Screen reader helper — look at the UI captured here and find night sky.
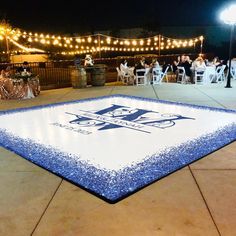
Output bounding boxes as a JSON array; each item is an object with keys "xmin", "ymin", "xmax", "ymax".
[{"xmin": 0, "ymin": 0, "xmax": 231, "ymax": 33}]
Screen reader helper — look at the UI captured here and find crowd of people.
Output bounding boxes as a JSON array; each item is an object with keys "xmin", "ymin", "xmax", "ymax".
[
  {"xmin": 172, "ymin": 54, "xmax": 225, "ymax": 83},
  {"xmin": 118, "ymin": 54, "xmax": 226, "ymax": 85}
]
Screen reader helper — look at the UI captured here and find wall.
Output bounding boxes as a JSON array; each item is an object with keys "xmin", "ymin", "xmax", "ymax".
[{"xmin": 10, "ymin": 54, "xmax": 49, "ymax": 63}]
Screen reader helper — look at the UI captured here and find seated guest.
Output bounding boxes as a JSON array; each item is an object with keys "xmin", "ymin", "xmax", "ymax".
[
  {"xmin": 150, "ymin": 58, "xmax": 159, "ymax": 68},
  {"xmin": 172, "ymin": 60, "xmax": 178, "ymax": 73},
  {"xmin": 149, "ymin": 59, "xmax": 160, "ymax": 75},
  {"xmin": 120, "ymin": 59, "xmax": 128, "ymax": 69},
  {"xmin": 180, "ymin": 55, "xmax": 192, "ymax": 83},
  {"xmin": 134, "ymin": 57, "xmax": 147, "ymax": 74},
  {"xmin": 162, "ymin": 61, "xmax": 171, "ymax": 73},
  {"xmin": 0, "ymin": 69, "xmax": 6, "ymax": 78},
  {"xmin": 17, "ymin": 61, "xmax": 32, "ymax": 73},
  {"xmin": 120, "ymin": 59, "xmax": 129, "ymax": 74},
  {"xmin": 212, "ymin": 56, "xmax": 222, "ymax": 68},
  {"xmin": 192, "ymin": 56, "xmax": 206, "ymax": 70}
]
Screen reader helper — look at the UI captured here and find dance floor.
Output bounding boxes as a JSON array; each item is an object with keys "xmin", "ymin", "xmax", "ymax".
[{"xmin": 0, "ymin": 94, "xmax": 236, "ymax": 203}]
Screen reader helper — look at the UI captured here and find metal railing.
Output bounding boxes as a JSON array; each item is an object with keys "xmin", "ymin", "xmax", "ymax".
[{"xmin": 0, "ymin": 53, "xmax": 214, "ymax": 89}]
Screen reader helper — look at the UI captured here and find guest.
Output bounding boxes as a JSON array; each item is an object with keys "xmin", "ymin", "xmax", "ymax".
[
  {"xmin": 172, "ymin": 60, "xmax": 179, "ymax": 73},
  {"xmin": 148, "ymin": 58, "xmax": 160, "ymax": 74},
  {"xmin": 0, "ymin": 66, "xmax": 13, "ymax": 78},
  {"xmin": 150, "ymin": 58, "xmax": 159, "ymax": 68},
  {"xmin": 192, "ymin": 56, "xmax": 206, "ymax": 70},
  {"xmin": 134, "ymin": 57, "xmax": 147, "ymax": 74},
  {"xmin": 212, "ymin": 57, "xmax": 222, "ymax": 68},
  {"xmin": 120, "ymin": 59, "xmax": 128, "ymax": 68},
  {"xmin": 162, "ymin": 61, "xmax": 170, "ymax": 73},
  {"xmin": 17, "ymin": 61, "xmax": 31, "ymax": 73},
  {"xmin": 74, "ymin": 55, "xmax": 81, "ymax": 68},
  {"xmin": 0, "ymin": 69, "xmax": 6, "ymax": 78},
  {"xmin": 120, "ymin": 59, "xmax": 128, "ymax": 73},
  {"xmin": 179, "ymin": 55, "xmax": 192, "ymax": 83},
  {"xmin": 84, "ymin": 54, "xmax": 94, "ymax": 67}
]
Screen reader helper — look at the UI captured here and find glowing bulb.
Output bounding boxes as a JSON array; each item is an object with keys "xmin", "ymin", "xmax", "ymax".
[
  {"xmin": 40, "ymin": 39, "xmax": 46, "ymax": 44},
  {"xmin": 132, "ymin": 40, "xmax": 137, "ymax": 46},
  {"xmin": 125, "ymin": 40, "xmax": 130, "ymax": 45}
]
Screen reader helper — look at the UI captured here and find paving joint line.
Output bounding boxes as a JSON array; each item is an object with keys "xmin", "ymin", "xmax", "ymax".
[
  {"xmin": 188, "ymin": 166, "xmax": 222, "ymax": 236},
  {"xmin": 108, "ymin": 86, "xmax": 115, "ymax": 95},
  {"xmin": 30, "ymin": 179, "xmax": 63, "ymax": 236},
  {"xmin": 151, "ymin": 85, "xmax": 159, "ymax": 99},
  {"xmin": 193, "ymin": 86, "xmax": 228, "ymax": 109}
]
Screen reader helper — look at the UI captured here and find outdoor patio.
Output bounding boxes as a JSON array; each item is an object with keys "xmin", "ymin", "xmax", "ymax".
[{"xmin": 1, "ymin": 82, "xmax": 236, "ymax": 236}]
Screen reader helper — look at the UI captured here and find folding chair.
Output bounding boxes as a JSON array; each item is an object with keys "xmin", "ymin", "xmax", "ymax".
[
  {"xmin": 116, "ymin": 67, "xmax": 124, "ymax": 83},
  {"xmin": 135, "ymin": 69, "xmax": 148, "ymax": 85},
  {"xmin": 177, "ymin": 66, "xmax": 186, "ymax": 83},
  {"xmin": 194, "ymin": 68, "xmax": 205, "ymax": 84},
  {"xmin": 160, "ymin": 66, "xmax": 170, "ymax": 83},
  {"xmin": 213, "ymin": 65, "xmax": 226, "ymax": 83},
  {"xmin": 152, "ymin": 67, "xmax": 162, "ymax": 84}
]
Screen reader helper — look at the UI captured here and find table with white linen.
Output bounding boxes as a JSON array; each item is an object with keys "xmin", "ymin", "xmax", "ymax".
[{"xmin": 203, "ymin": 66, "xmax": 216, "ymax": 83}]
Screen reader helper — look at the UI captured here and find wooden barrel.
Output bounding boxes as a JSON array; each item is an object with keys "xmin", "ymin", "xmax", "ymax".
[
  {"xmin": 70, "ymin": 67, "xmax": 87, "ymax": 88},
  {"xmin": 90, "ymin": 64, "xmax": 106, "ymax": 86}
]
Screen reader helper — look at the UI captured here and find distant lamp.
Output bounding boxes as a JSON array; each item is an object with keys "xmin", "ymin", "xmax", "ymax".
[{"xmin": 220, "ymin": 4, "xmax": 236, "ymax": 88}]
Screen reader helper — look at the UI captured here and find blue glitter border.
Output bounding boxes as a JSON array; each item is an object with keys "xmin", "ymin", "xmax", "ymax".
[
  {"xmin": 1, "ymin": 94, "xmax": 236, "ymax": 203},
  {"xmin": 1, "ymin": 94, "xmax": 236, "ymax": 115}
]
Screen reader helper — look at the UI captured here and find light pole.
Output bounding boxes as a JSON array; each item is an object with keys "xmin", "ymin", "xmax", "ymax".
[
  {"xmin": 220, "ymin": 4, "xmax": 236, "ymax": 88},
  {"xmin": 199, "ymin": 35, "xmax": 204, "ymax": 55}
]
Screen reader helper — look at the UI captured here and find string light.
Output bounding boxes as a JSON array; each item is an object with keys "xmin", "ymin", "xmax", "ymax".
[{"xmin": 0, "ymin": 23, "xmax": 204, "ymax": 55}]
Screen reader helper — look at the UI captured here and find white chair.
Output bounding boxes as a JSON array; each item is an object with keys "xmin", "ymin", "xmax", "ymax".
[
  {"xmin": 194, "ymin": 68, "xmax": 205, "ymax": 84},
  {"xmin": 177, "ymin": 66, "xmax": 186, "ymax": 83},
  {"xmin": 116, "ymin": 67, "xmax": 134, "ymax": 84},
  {"xmin": 152, "ymin": 66, "xmax": 169, "ymax": 84},
  {"xmin": 231, "ymin": 66, "xmax": 236, "ymax": 80},
  {"xmin": 135, "ymin": 69, "xmax": 148, "ymax": 85},
  {"xmin": 116, "ymin": 67, "xmax": 124, "ymax": 83},
  {"xmin": 160, "ymin": 65, "xmax": 170, "ymax": 83},
  {"xmin": 213, "ymin": 65, "xmax": 226, "ymax": 83},
  {"xmin": 227, "ymin": 60, "xmax": 236, "ymax": 80},
  {"xmin": 152, "ymin": 67, "xmax": 162, "ymax": 84}
]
